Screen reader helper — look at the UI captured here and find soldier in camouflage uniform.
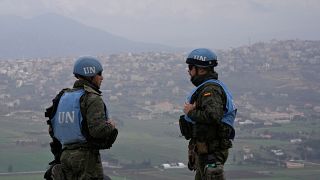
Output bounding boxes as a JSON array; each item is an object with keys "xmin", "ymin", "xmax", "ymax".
[
  {"xmin": 45, "ymin": 56, "xmax": 118, "ymax": 180},
  {"xmin": 179, "ymin": 48, "xmax": 236, "ymax": 180}
]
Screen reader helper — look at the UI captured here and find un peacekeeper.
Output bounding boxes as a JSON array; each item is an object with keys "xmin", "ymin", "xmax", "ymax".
[
  {"xmin": 44, "ymin": 56, "xmax": 118, "ymax": 180},
  {"xmin": 179, "ymin": 48, "xmax": 237, "ymax": 180}
]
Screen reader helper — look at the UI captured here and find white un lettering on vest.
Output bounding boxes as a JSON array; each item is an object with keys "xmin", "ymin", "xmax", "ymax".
[
  {"xmin": 83, "ymin": 66, "xmax": 96, "ymax": 74},
  {"xmin": 193, "ymin": 55, "xmax": 207, "ymax": 61},
  {"xmin": 58, "ymin": 111, "xmax": 75, "ymax": 124}
]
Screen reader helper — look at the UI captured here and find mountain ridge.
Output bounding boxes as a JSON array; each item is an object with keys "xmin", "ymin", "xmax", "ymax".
[{"xmin": 0, "ymin": 13, "xmax": 178, "ymax": 59}]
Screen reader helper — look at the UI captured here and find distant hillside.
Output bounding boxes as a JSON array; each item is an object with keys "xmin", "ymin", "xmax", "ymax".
[
  {"xmin": 0, "ymin": 13, "xmax": 175, "ymax": 59},
  {"xmin": 1, "ymin": 40, "xmax": 320, "ymax": 178},
  {"xmin": 216, "ymin": 39, "xmax": 320, "ymax": 108}
]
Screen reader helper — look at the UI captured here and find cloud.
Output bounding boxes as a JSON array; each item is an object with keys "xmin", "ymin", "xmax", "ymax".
[{"xmin": 0, "ymin": 0, "xmax": 319, "ymax": 48}]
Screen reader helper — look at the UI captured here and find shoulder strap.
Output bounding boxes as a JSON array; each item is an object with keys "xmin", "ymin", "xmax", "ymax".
[
  {"xmin": 79, "ymin": 90, "xmax": 92, "ymax": 141},
  {"xmin": 45, "ymin": 88, "xmax": 70, "ymax": 156},
  {"xmin": 190, "ymin": 80, "xmax": 223, "ymax": 104},
  {"xmin": 45, "ymin": 88, "xmax": 70, "ymax": 125}
]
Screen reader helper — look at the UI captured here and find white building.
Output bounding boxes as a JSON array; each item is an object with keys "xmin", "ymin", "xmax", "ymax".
[{"xmin": 161, "ymin": 162, "xmax": 186, "ymax": 169}]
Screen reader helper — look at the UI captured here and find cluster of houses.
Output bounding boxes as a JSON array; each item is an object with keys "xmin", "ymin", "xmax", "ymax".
[{"xmin": 160, "ymin": 162, "xmax": 186, "ymax": 169}]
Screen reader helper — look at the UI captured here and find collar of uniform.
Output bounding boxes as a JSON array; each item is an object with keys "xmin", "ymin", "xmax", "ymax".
[
  {"xmin": 73, "ymin": 80, "xmax": 102, "ymax": 95},
  {"xmin": 83, "ymin": 84, "xmax": 101, "ymax": 95},
  {"xmin": 191, "ymin": 71, "xmax": 219, "ymax": 86}
]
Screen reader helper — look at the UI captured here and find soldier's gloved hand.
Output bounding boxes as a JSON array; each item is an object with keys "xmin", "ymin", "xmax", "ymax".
[
  {"xmin": 184, "ymin": 102, "xmax": 196, "ymax": 114},
  {"xmin": 106, "ymin": 119, "xmax": 116, "ymax": 129}
]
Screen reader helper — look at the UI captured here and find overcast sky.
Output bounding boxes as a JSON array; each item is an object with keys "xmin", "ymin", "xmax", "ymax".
[{"xmin": 1, "ymin": 0, "xmax": 320, "ymax": 49}]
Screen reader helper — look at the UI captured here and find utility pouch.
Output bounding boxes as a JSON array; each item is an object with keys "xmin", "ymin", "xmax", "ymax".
[
  {"xmin": 44, "ymin": 162, "xmax": 65, "ymax": 180},
  {"xmin": 196, "ymin": 141, "xmax": 208, "ymax": 154},
  {"xmin": 179, "ymin": 115, "xmax": 193, "ymax": 140},
  {"xmin": 194, "ymin": 124, "xmax": 210, "ymax": 141},
  {"xmin": 218, "ymin": 123, "xmax": 235, "ymax": 141},
  {"xmin": 50, "ymin": 139, "xmax": 62, "ymax": 161},
  {"xmin": 188, "ymin": 143, "xmax": 196, "ymax": 171},
  {"xmin": 90, "ymin": 128, "xmax": 118, "ymax": 149},
  {"xmin": 206, "ymin": 139, "xmax": 220, "ymax": 153},
  {"xmin": 220, "ymin": 139, "xmax": 232, "ymax": 150},
  {"xmin": 204, "ymin": 162, "xmax": 225, "ymax": 180},
  {"xmin": 106, "ymin": 128, "xmax": 118, "ymax": 149}
]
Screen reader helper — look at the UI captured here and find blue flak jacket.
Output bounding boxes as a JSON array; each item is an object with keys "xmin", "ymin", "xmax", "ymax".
[
  {"xmin": 51, "ymin": 89, "xmax": 87, "ymax": 145},
  {"xmin": 184, "ymin": 79, "xmax": 237, "ymax": 139}
]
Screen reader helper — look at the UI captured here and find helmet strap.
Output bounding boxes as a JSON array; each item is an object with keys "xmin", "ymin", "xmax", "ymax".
[
  {"xmin": 75, "ymin": 74, "xmax": 95, "ymax": 84},
  {"xmin": 195, "ymin": 66, "xmax": 200, "ymax": 76},
  {"xmin": 209, "ymin": 66, "xmax": 215, "ymax": 73},
  {"xmin": 195, "ymin": 66, "xmax": 210, "ymax": 76}
]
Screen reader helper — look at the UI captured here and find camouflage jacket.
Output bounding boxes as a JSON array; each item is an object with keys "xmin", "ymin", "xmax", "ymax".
[
  {"xmin": 50, "ymin": 80, "xmax": 115, "ymax": 150},
  {"xmin": 188, "ymin": 72, "xmax": 226, "ymax": 125},
  {"xmin": 74, "ymin": 80, "xmax": 115, "ymax": 141},
  {"xmin": 188, "ymin": 72, "xmax": 232, "ymax": 149}
]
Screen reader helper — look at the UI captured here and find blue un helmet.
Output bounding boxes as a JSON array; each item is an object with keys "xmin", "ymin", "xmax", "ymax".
[
  {"xmin": 186, "ymin": 48, "xmax": 218, "ymax": 67},
  {"xmin": 73, "ymin": 56, "xmax": 103, "ymax": 77}
]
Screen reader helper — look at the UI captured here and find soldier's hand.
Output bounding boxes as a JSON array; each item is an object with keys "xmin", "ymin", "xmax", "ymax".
[{"xmin": 184, "ymin": 102, "xmax": 196, "ymax": 114}]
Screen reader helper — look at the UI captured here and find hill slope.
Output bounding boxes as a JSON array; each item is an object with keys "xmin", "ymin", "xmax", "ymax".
[{"xmin": 0, "ymin": 13, "xmax": 174, "ymax": 59}]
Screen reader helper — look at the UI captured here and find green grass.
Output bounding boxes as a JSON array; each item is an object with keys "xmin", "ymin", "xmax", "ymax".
[
  {"xmin": 273, "ymin": 167, "xmax": 320, "ymax": 179},
  {"xmin": 236, "ymin": 178, "xmax": 293, "ymax": 180},
  {"xmin": 0, "ymin": 146, "xmax": 51, "ymax": 173},
  {"xmin": 1, "ymin": 111, "xmax": 320, "ymax": 179},
  {"xmin": 0, "ymin": 174, "xmax": 42, "ymax": 180},
  {"xmin": 99, "ymin": 114, "xmax": 189, "ymax": 165},
  {"xmin": 110, "ymin": 176, "xmax": 133, "ymax": 180},
  {"xmin": 255, "ymin": 122, "xmax": 320, "ymax": 134},
  {"xmin": 0, "ymin": 174, "xmax": 130, "ymax": 180},
  {"xmin": 234, "ymin": 139, "xmax": 290, "ymax": 149},
  {"xmin": 224, "ymin": 165, "xmax": 320, "ymax": 180},
  {"xmin": 105, "ymin": 130, "xmax": 188, "ymax": 165}
]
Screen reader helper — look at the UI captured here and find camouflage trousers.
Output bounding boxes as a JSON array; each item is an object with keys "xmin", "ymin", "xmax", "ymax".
[
  {"xmin": 194, "ymin": 151, "xmax": 228, "ymax": 180},
  {"xmin": 60, "ymin": 148, "xmax": 104, "ymax": 180}
]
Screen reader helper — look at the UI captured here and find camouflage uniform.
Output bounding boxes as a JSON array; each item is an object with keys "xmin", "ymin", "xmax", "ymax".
[
  {"xmin": 187, "ymin": 72, "xmax": 233, "ymax": 180},
  {"xmin": 49, "ymin": 80, "xmax": 115, "ymax": 180}
]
